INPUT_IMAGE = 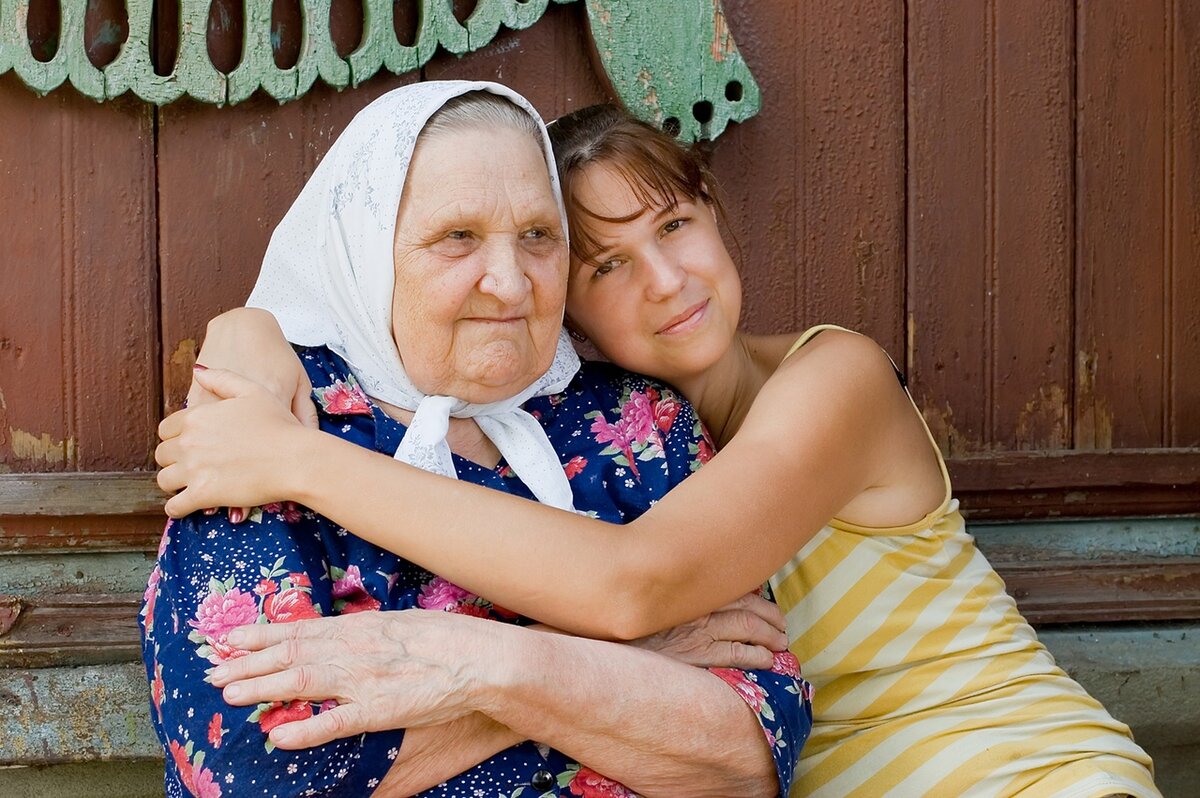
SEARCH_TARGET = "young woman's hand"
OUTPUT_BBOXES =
[156,368,315,517]
[188,308,318,427]
[185,308,318,521]
[627,592,789,670]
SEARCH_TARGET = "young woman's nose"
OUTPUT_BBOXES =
[642,249,688,301]
[479,240,532,304]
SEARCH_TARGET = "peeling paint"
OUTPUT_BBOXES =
[1076,349,1114,449]
[164,338,198,414]
[1014,384,1069,448]
[920,402,973,457]
[7,429,76,467]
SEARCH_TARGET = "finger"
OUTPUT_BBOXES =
[225,617,336,651]
[157,407,190,442]
[154,438,180,468]
[157,463,186,495]
[292,375,320,430]
[221,663,339,707]
[723,642,775,671]
[270,704,369,749]
[227,506,250,524]
[706,609,789,651]
[730,592,788,634]
[192,366,269,401]
[163,486,203,518]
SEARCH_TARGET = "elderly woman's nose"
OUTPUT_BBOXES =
[478,239,533,303]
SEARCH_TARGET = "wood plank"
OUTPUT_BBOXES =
[996,559,1200,624]
[0,593,143,668]
[0,472,166,515]
[423,1,607,122]
[792,0,905,355]
[990,1,1074,450]
[906,0,989,456]
[1171,2,1200,446]
[1076,1,1169,449]
[0,516,165,553]
[0,74,158,473]
[703,0,802,339]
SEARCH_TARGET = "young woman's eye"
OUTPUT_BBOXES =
[593,259,622,278]
[662,218,688,235]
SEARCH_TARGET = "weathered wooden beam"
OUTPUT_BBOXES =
[0,593,143,668]
[0,473,165,517]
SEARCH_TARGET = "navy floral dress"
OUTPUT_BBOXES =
[140,347,813,798]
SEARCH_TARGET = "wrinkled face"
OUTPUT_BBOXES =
[564,162,742,384]
[391,125,568,403]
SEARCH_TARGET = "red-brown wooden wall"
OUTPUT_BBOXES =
[2,1,1198,614]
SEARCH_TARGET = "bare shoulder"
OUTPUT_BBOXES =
[769,329,901,402]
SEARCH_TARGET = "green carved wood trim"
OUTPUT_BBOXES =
[0,0,761,140]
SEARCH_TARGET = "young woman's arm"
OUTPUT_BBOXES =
[159,332,928,639]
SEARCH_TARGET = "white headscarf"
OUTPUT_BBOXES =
[247,81,580,511]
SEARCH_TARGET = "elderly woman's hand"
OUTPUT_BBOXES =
[156,368,315,517]
[627,592,789,670]
[208,610,503,749]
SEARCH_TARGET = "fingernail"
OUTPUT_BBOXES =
[203,507,218,516]
[228,508,244,524]
[226,629,244,646]
[284,501,297,512]
[223,684,241,701]
[193,363,208,371]
[208,665,228,684]
[271,727,291,746]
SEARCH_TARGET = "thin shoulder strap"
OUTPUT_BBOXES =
[786,324,906,388]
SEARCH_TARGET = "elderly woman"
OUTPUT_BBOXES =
[143,81,811,798]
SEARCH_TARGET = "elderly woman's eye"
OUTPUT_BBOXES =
[523,228,547,240]
[446,230,471,241]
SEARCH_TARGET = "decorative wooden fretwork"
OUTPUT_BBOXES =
[0,0,761,140]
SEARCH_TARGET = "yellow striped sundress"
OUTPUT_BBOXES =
[769,325,1160,798]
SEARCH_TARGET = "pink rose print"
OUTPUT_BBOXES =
[264,588,322,623]
[191,765,223,798]
[568,766,638,798]
[417,576,474,612]
[207,638,250,664]
[158,519,173,556]
[771,651,802,678]
[189,588,259,642]
[332,564,366,598]
[619,391,657,443]
[317,378,371,415]
[254,578,278,597]
[151,662,165,719]
[710,667,768,712]
[257,699,313,735]
[564,455,588,479]
[207,712,227,749]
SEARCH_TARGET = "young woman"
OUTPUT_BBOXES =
[161,104,1160,797]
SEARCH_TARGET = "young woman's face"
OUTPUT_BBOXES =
[564,162,742,384]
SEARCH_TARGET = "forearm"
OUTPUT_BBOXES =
[471,623,779,798]
[289,428,669,638]
[373,715,522,798]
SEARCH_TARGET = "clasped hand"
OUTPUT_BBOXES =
[156,367,312,517]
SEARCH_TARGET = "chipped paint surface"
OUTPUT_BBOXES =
[7,429,77,467]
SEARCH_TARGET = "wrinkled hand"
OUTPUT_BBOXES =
[628,592,789,670]
[208,611,498,749]
[157,367,311,517]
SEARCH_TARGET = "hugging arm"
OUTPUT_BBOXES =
[210,609,809,798]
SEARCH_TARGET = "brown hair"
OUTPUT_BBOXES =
[548,104,725,263]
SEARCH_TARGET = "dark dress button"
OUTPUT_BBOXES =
[531,769,555,792]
